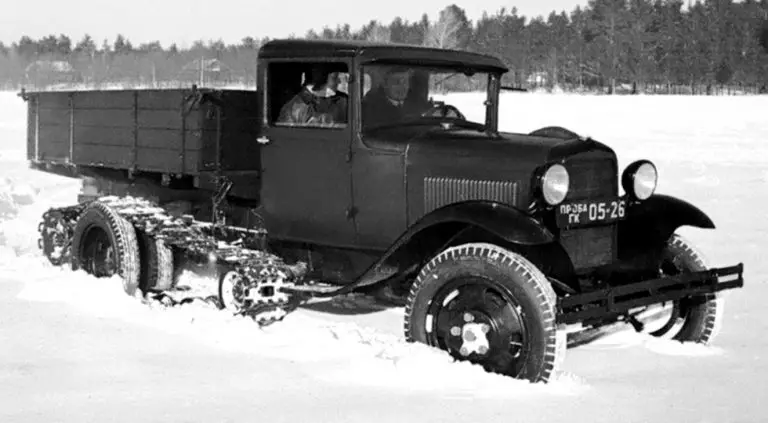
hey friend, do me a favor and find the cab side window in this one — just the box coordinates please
[267,61,349,129]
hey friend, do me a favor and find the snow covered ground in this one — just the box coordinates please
[1,90,765,422]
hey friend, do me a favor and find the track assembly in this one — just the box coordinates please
[37,196,308,326]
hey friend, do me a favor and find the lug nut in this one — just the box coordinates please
[478,345,489,355]
[463,313,474,323]
[480,323,490,333]
[450,326,461,336]
[459,347,469,356]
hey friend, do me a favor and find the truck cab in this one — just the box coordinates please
[255,40,511,251]
[254,40,619,287]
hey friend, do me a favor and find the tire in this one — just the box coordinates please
[70,201,141,296]
[138,232,175,293]
[642,234,724,344]
[404,242,566,383]
[218,269,246,312]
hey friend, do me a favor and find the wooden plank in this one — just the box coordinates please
[137,128,181,150]
[74,109,134,128]
[73,91,135,109]
[37,138,70,162]
[35,96,75,162]
[135,148,184,173]
[38,124,70,145]
[136,128,201,151]
[37,92,72,110]
[73,143,133,168]
[137,109,201,131]
[38,108,71,127]
[74,125,134,147]
[136,90,186,110]
[185,150,200,174]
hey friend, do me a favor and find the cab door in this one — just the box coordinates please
[257,59,356,247]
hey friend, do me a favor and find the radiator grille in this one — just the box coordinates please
[566,156,617,200]
[424,177,519,213]
[559,225,615,270]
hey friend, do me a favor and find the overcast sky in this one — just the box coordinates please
[1,0,589,47]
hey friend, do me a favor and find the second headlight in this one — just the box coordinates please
[622,160,657,200]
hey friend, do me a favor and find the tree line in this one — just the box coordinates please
[2,0,767,94]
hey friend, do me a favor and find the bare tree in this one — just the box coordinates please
[424,6,461,49]
[367,23,392,43]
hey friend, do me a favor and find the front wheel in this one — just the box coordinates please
[404,243,565,383]
[640,234,724,344]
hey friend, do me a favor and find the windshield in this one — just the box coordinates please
[360,64,490,131]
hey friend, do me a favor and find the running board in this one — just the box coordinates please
[556,263,744,325]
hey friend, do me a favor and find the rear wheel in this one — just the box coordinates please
[404,242,565,383]
[70,201,141,296]
[138,232,175,293]
[640,234,724,344]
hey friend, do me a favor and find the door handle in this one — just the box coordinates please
[256,136,271,145]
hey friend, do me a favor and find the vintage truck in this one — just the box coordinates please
[20,39,744,383]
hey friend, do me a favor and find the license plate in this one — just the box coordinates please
[556,198,626,228]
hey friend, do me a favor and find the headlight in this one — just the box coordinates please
[541,164,569,205]
[622,160,657,200]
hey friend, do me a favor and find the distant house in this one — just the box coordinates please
[25,60,82,88]
[526,71,549,87]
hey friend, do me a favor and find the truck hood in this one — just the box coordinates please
[401,128,614,173]
[365,126,617,223]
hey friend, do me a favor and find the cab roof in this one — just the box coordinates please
[258,39,509,74]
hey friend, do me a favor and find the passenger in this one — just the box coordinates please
[362,67,421,128]
[278,66,348,125]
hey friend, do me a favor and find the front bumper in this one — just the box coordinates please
[556,263,744,325]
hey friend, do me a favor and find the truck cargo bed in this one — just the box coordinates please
[23,88,261,176]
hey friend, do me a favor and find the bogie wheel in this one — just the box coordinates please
[404,242,565,383]
[137,232,175,293]
[218,269,247,313]
[70,201,141,296]
[639,234,724,344]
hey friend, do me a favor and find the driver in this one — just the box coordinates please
[362,67,421,127]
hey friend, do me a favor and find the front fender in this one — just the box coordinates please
[332,201,554,294]
[619,193,715,255]
[405,200,555,246]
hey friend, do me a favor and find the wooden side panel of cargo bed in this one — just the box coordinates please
[32,92,73,163]
[135,90,202,174]
[71,92,135,168]
[54,90,203,174]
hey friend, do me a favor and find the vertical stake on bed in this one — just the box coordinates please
[34,94,40,161]
[68,92,74,164]
[131,90,138,174]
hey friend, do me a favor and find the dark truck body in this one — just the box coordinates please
[24,88,263,201]
[22,40,744,377]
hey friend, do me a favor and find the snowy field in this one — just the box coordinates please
[1,90,765,422]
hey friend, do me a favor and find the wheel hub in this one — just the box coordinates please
[219,271,248,311]
[447,311,495,357]
[425,278,530,377]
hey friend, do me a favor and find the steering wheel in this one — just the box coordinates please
[421,103,466,120]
